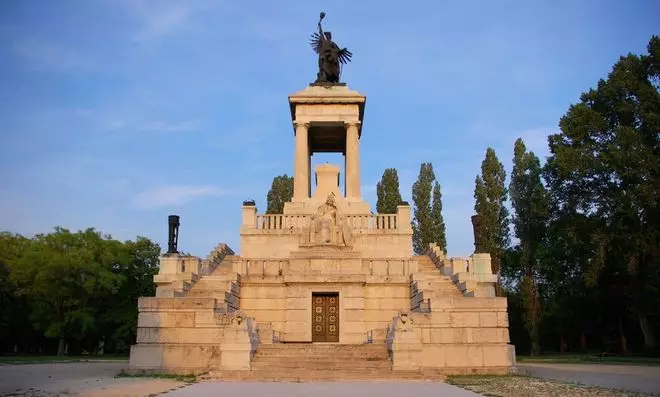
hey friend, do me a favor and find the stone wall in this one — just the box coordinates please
[386,297,516,374]
[239,277,410,344]
[128,297,258,375]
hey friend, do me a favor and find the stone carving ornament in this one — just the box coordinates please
[309,193,353,246]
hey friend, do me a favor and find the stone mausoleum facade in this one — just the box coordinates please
[128,84,516,378]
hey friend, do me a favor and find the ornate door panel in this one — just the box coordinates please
[312,293,339,342]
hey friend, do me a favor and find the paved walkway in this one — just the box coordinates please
[162,381,483,396]
[518,363,660,395]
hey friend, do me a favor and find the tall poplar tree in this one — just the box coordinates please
[509,138,548,356]
[431,181,447,254]
[376,168,403,214]
[412,163,447,254]
[266,175,294,214]
[473,148,510,285]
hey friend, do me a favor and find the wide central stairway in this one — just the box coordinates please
[207,344,445,382]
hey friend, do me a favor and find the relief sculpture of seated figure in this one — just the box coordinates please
[308,193,353,246]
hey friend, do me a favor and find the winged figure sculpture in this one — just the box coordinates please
[310,12,352,84]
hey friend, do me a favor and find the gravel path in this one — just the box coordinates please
[449,375,655,397]
[0,362,187,397]
[518,363,660,395]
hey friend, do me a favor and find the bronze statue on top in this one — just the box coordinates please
[310,12,352,84]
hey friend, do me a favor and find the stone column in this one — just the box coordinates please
[293,121,310,201]
[344,121,361,199]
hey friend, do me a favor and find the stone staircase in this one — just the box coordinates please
[207,344,445,382]
[417,256,463,296]
[185,254,241,313]
[411,255,463,312]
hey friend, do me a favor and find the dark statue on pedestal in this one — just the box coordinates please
[167,215,180,254]
[310,12,352,84]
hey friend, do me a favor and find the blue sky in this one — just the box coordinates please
[1,0,658,257]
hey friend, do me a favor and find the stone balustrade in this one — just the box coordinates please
[252,213,401,230]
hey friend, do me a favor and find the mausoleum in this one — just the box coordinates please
[128,14,516,380]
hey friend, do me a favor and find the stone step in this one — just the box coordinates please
[419,288,462,296]
[258,344,384,350]
[417,277,452,283]
[206,369,446,382]
[255,350,387,359]
[255,344,387,356]
[415,272,452,279]
[251,361,391,370]
[414,283,456,290]
[219,343,448,382]
[253,352,389,359]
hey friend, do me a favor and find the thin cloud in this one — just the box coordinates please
[14,38,101,73]
[133,185,231,209]
[139,120,202,133]
[125,0,217,41]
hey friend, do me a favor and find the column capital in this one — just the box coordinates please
[343,120,361,128]
[293,120,311,128]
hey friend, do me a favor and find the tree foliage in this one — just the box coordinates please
[509,138,548,356]
[412,163,447,254]
[501,36,660,357]
[473,148,510,280]
[376,168,403,214]
[431,181,447,253]
[543,35,660,352]
[266,175,294,214]
[1,228,160,356]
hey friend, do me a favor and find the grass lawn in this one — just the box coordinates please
[0,355,129,364]
[516,353,660,366]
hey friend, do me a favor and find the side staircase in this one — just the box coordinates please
[207,344,445,382]
[411,255,463,312]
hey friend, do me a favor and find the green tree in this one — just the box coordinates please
[431,181,447,254]
[266,175,294,214]
[0,232,31,353]
[544,35,660,352]
[509,138,548,356]
[412,163,446,254]
[412,163,435,254]
[376,168,403,214]
[9,228,125,355]
[473,148,510,290]
[99,236,160,353]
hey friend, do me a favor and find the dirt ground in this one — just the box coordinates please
[0,361,188,397]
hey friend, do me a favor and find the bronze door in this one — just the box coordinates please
[312,293,339,342]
